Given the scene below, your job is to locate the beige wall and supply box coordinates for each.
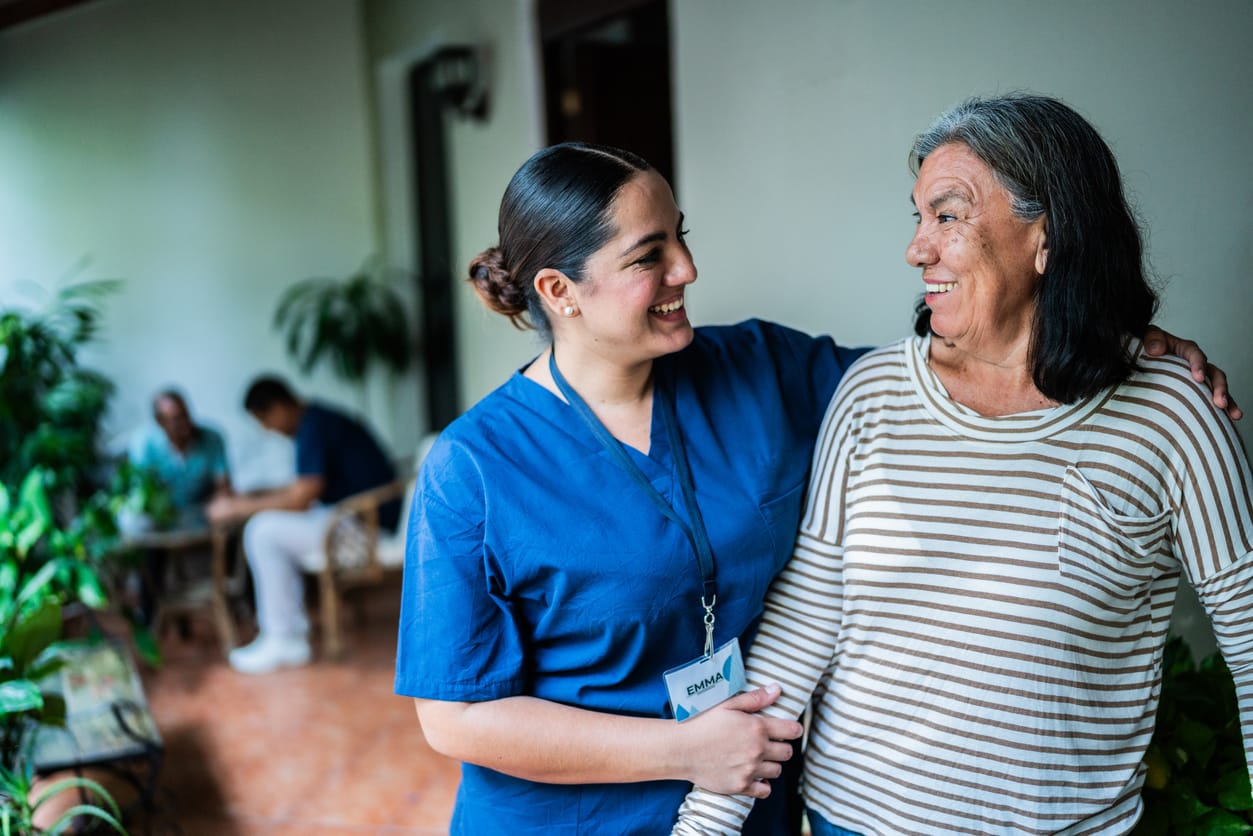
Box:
[0,0,413,485]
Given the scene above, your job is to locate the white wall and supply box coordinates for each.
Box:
[364,0,1250,656]
[0,0,417,486]
[671,0,1252,456]
[365,0,545,412]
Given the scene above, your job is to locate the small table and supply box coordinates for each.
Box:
[32,641,163,816]
[125,524,240,655]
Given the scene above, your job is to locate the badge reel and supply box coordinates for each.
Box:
[663,596,747,722]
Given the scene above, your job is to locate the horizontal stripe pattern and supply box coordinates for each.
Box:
[675,337,1253,835]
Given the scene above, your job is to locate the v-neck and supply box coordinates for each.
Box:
[508,365,674,480]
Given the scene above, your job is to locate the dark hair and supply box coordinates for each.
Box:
[152,388,188,418]
[243,375,299,414]
[909,93,1158,403]
[469,142,652,337]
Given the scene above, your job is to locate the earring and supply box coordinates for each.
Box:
[563,306,576,317]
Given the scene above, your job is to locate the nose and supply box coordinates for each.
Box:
[906,225,937,267]
[668,247,698,286]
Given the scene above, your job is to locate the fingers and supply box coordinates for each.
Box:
[1207,362,1229,405]
[742,779,774,800]
[720,683,782,713]
[761,716,803,742]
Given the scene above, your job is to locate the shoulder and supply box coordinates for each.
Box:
[127,424,160,460]
[1108,350,1243,450]
[197,425,227,448]
[689,319,821,359]
[421,383,525,483]
[835,337,913,394]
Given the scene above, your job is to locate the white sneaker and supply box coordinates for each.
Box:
[228,634,312,675]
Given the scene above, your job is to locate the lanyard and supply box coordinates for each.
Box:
[548,349,719,657]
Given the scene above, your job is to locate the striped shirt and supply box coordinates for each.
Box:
[674,335,1253,835]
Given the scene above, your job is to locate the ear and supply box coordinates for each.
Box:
[533,268,577,318]
[1033,215,1049,275]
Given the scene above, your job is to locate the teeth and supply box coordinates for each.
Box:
[925,281,957,294]
[650,298,684,314]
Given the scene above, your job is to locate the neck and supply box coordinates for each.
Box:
[928,333,1055,416]
[544,344,654,406]
[529,343,656,453]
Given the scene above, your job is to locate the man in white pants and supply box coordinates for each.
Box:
[207,376,398,674]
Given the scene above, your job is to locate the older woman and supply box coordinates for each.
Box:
[673,94,1253,835]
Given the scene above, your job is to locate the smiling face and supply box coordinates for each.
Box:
[906,142,1048,355]
[556,169,697,367]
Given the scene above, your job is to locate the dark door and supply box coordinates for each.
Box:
[540,0,675,186]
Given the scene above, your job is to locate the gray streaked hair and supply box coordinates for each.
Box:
[910,93,1050,222]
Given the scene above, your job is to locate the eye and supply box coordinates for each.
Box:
[938,213,957,224]
[911,211,921,225]
[634,248,661,266]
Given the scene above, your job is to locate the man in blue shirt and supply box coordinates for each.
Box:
[207,375,397,674]
[127,389,232,518]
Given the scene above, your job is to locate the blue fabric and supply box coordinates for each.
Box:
[127,423,229,509]
[807,809,863,836]
[295,402,399,530]
[395,320,866,835]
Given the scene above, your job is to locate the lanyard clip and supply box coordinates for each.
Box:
[701,594,717,659]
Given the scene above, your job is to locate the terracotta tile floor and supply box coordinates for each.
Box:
[131,581,460,834]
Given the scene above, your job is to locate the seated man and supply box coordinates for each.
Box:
[207,375,398,674]
[128,389,232,521]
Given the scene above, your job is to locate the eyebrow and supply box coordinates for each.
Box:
[618,213,686,258]
[929,189,970,211]
[619,231,666,258]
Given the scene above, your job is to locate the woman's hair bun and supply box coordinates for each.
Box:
[468,246,529,322]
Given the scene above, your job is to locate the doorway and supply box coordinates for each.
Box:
[540,0,675,186]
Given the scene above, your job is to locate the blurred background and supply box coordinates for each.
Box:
[0,0,1249,829]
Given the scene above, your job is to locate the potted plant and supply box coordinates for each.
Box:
[1136,636,1253,834]
[273,257,414,383]
[0,470,124,834]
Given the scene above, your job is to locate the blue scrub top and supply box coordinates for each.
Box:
[395,320,865,835]
[296,402,400,530]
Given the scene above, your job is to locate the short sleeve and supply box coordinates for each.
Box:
[294,411,327,478]
[394,436,527,701]
[206,429,230,480]
[743,319,871,434]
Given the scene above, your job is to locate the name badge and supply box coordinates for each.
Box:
[663,638,746,722]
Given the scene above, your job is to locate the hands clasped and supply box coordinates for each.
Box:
[678,683,802,799]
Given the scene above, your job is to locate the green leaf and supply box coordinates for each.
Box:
[0,482,10,522]
[13,558,63,613]
[1218,770,1253,811]
[5,598,62,670]
[74,563,109,609]
[1168,783,1213,828]
[31,774,120,819]
[1178,717,1218,769]
[44,804,126,835]
[38,692,66,726]
[1193,809,1253,835]
[131,621,162,668]
[0,679,43,713]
